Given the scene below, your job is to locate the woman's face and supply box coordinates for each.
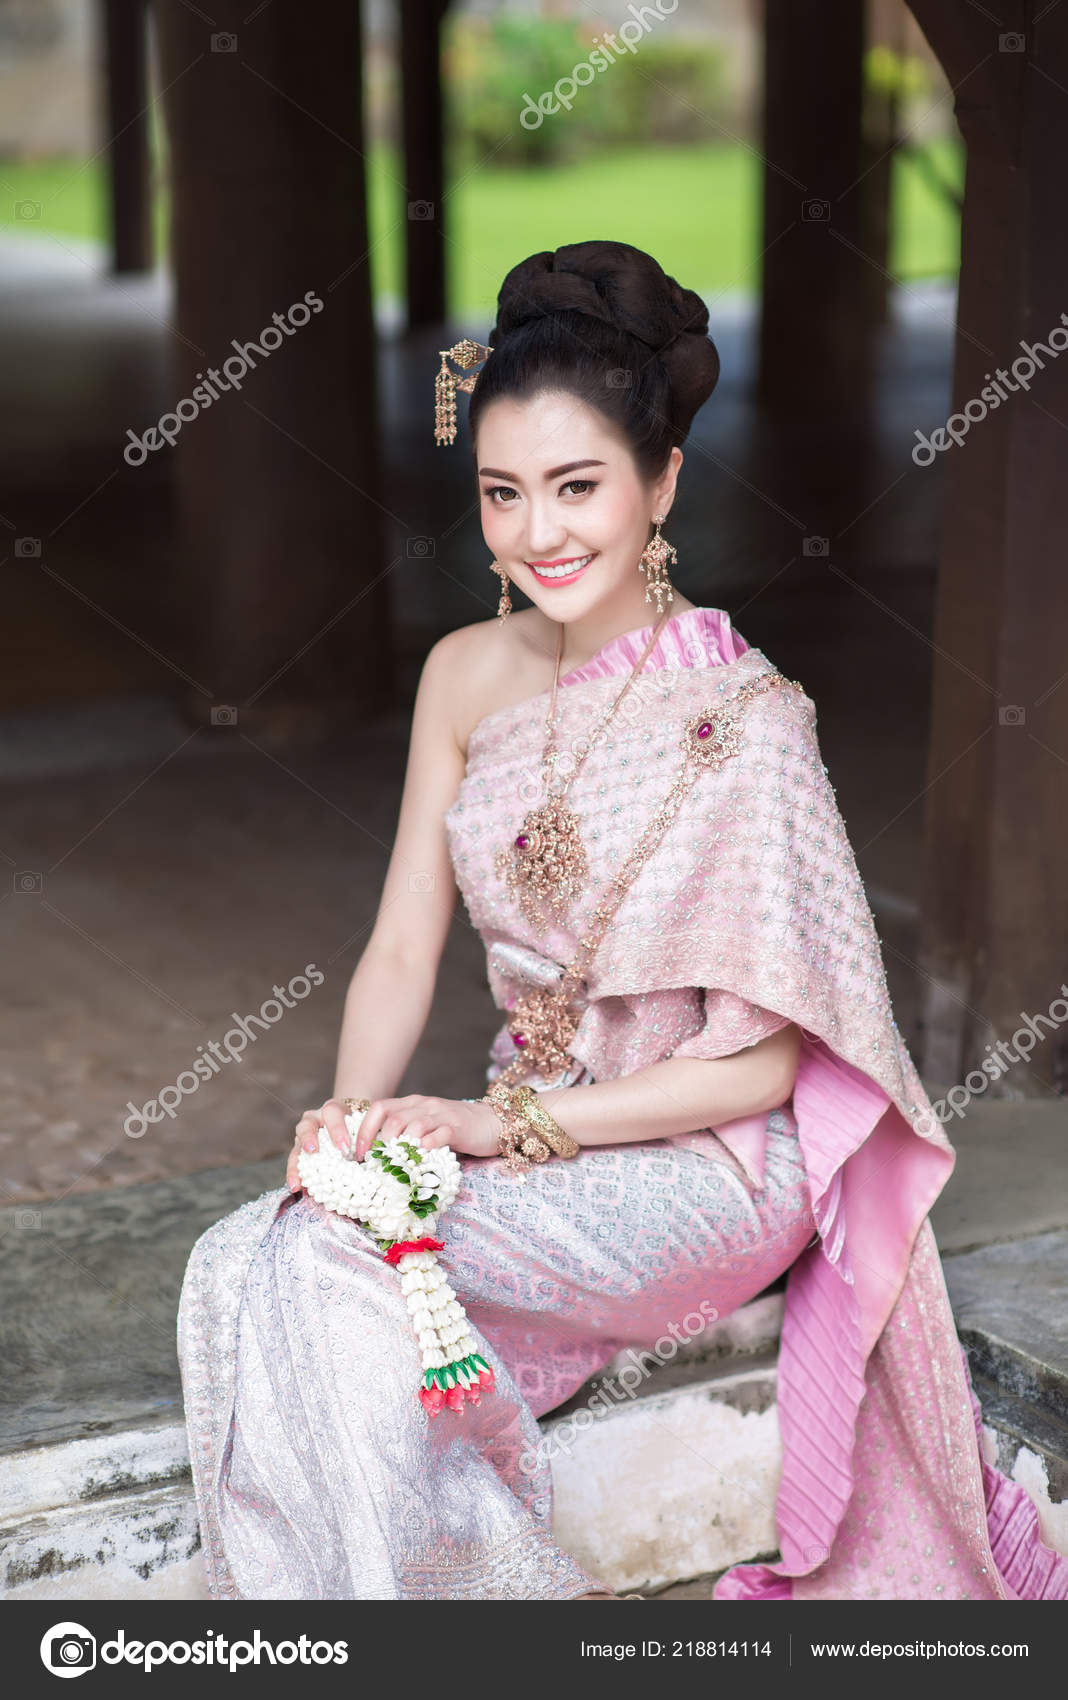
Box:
[475,390,679,621]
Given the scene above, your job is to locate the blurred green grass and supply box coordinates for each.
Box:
[0,138,961,314]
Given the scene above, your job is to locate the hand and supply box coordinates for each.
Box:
[285,1098,354,1192]
[351,1094,500,1162]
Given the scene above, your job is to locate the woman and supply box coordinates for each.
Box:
[178,241,1068,1601]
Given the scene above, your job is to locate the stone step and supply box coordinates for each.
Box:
[4,1479,201,1601]
[0,1290,787,1600]
[942,1226,1068,1558]
[0,1331,783,1600]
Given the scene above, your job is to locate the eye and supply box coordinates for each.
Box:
[483,478,599,506]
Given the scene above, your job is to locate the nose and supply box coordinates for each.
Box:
[523,498,569,561]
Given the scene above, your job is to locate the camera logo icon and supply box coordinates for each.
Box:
[40,1622,97,1678]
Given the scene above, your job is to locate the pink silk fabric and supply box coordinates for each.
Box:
[446,604,1068,1602]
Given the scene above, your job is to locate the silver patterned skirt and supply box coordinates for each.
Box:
[177,1109,813,1599]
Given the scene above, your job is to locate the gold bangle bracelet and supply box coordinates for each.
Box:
[509,1085,581,1158]
[484,1082,552,1174]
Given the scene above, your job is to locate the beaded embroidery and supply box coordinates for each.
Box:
[494,670,802,1087]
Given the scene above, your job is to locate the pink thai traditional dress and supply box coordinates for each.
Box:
[177,605,1068,1600]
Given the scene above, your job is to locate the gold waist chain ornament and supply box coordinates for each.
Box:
[492,672,804,1090]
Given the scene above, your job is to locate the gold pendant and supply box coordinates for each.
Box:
[494,798,589,929]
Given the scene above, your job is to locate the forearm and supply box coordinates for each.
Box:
[537,1023,800,1148]
[331,940,436,1100]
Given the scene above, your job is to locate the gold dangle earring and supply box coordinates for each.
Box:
[490,560,512,623]
[638,514,677,615]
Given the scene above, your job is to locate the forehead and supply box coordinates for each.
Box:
[475,390,629,468]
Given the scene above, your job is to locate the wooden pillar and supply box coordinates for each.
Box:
[759,0,872,415]
[908,1,1068,1094]
[400,0,449,331]
[153,0,391,736]
[100,0,152,273]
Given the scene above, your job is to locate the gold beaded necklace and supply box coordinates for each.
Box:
[493,608,672,931]
[493,668,805,1089]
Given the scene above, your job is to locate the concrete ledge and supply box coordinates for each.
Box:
[943,1226,1068,1554]
[4,1481,201,1599]
[0,1157,281,1453]
[0,1421,188,1525]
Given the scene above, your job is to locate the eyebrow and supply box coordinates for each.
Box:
[477,459,607,482]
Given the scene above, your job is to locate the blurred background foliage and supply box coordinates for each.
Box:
[0,7,962,316]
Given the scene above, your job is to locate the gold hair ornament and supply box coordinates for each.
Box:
[435,339,494,446]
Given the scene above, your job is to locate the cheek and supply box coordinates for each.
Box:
[589,489,637,540]
[481,501,515,539]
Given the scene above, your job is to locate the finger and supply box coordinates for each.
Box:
[354,1098,397,1156]
[320,1099,352,1156]
[409,1121,450,1151]
[377,1112,411,1144]
[295,1109,324,1154]
[355,1101,395,1161]
[357,1108,397,1162]
[413,1122,450,1152]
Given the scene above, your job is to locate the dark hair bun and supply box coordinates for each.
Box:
[491,240,720,434]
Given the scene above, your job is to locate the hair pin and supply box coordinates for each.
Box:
[434,338,493,445]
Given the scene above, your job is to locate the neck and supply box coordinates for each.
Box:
[551,584,695,675]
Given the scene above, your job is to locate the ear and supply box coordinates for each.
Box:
[654,446,684,519]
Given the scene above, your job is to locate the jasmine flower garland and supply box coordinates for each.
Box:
[297,1109,495,1416]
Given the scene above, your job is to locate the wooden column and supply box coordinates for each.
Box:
[908,1,1068,1093]
[100,0,152,273]
[759,0,873,415]
[400,0,450,331]
[153,0,391,735]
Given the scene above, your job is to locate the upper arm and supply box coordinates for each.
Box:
[672,992,801,1107]
[365,629,469,975]
[753,1019,802,1104]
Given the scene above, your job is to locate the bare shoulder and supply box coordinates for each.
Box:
[426,610,551,755]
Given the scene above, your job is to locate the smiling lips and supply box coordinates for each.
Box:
[526,552,596,585]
